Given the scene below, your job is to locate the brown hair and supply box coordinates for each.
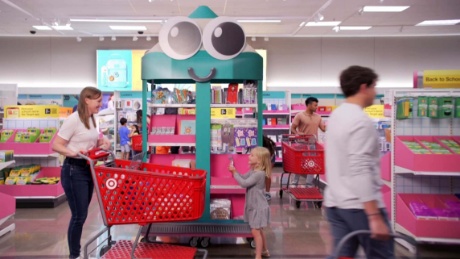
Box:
[339,65,378,98]
[252,146,272,178]
[78,86,101,129]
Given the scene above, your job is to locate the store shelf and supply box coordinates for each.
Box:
[263,110,290,115]
[149,104,196,108]
[395,223,460,244]
[382,179,391,188]
[291,110,332,116]
[14,153,59,158]
[275,157,282,163]
[210,177,245,194]
[276,142,282,147]
[263,125,290,130]
[0,160,15,171]
[395,166,460,176]
[148,135,196,146]
[211,104,257,108]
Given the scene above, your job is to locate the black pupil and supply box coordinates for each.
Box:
[168,22,201,56]
[211,22,245,56]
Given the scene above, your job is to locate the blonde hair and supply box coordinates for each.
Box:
[252,146,272,179]
[78,86,101,129]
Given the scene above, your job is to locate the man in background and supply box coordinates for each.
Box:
[325,65,392,258]
[290,96,326,187]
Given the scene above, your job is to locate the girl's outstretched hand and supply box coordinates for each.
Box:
[228,164,236,174]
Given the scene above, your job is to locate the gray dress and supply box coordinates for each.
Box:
[233,170,270,229]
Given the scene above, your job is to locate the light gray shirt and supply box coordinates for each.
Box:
[324,103,384,209]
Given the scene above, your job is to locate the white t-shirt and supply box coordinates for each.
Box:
[58,112,99,154]
[324,103,384,209]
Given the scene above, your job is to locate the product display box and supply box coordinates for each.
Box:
[395,136,460,172]
[397,194,460,239]
[0,129,57,155]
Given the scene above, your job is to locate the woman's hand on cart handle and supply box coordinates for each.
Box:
[368,215,391,240]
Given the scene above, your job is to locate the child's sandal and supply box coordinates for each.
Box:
[262,250,270,257]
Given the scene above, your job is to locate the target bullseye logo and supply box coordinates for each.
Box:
[106,178,117,190]
[307,160,315,168]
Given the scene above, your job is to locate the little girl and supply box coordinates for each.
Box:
[229,146,271,259]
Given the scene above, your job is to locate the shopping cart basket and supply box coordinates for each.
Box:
[333,230,419,259]
[80,148,208,259]
[131,135,143,152]
[279,134,324,208]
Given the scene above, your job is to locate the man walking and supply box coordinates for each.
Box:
[325,65,393,258]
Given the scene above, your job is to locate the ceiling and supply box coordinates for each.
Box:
[0,0,459,38]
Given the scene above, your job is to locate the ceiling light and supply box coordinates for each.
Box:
[339,26,372,30]
[333,26,340,32]
[146,36,151,41]
[70,18,163,23]
[264,37,269,42]
[305,21,341,27]
[416,19,460,26]
[362,6,410,12]
[111,36,116,41]
[52,25,74,30]
[133,36,138,41]
[110,25,147,31]
[251,36,256,41]
[76,37,82,42]
[99,36,104,41]
[299,22,306,27]
[237,20,281,23]
[33,25,52,30]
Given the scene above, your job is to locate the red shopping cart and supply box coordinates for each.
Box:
[80,149,208,259]
[131,134,143,152]
[279,134,324,208]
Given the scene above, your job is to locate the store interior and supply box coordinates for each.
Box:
[1,1,460,258]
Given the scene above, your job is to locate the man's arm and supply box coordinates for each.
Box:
[291,114,299,134]
[348,120,390,240]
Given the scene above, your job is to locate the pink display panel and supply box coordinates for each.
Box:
[0,192,15,219]
[0,130,56,155]
[149,154,196,166]
[380,152,391,181]
[0,167,64,197]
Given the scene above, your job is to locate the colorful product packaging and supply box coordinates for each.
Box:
[417,96,428,117]
[0,130,14,143]
[455,97,460,118]
[438,97,453,118]
[0,150,14,162]
[428,97,439,118]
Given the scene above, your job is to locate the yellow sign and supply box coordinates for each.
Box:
[210,108,236,119]
[423,70,460,88]
[364,105,385,118]
[4,105,60,119]
[59,107,73,118]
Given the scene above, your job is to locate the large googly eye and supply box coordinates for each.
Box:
[159,17,202,60]
[203,17,246,60]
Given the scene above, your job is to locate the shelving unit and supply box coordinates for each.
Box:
[391,89,460,247]
[139,39,263,244]
[0,117,65,208]
[0,84,18,131]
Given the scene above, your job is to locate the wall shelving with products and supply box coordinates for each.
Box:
[391,89,460,247]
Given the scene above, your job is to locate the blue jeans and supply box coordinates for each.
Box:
[326,207,394,259]
[61,158,94,258]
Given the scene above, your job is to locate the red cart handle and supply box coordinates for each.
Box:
[87,148,111,160]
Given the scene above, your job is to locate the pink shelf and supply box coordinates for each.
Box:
[0,130,56,155]
[0,167,64,198]
[0,192,15,219]
[210,177,245,194]
[380,152,391,181]
[148,135,196,144]
[276,142,282,147]
[396,194,460,239]
[263,125,290,130]
[395,136,460,172]
[263,110,290,115]
[149,154,196,166]
[382,185,391,219]
[275,157,282,163]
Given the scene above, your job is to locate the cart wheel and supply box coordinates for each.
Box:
[99,245,111,257]
[315,201,322,209]
[279,190,283,198]
[246,237,256,248]
[189,237,199,247]
[200,237,210,248]
[296,201,301,208]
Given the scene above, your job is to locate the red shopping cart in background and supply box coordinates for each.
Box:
[131,134,143,152]
[79,149,208,259]
[279,134,324,208]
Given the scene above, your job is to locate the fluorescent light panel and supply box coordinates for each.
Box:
[52,25,73,31]
[71,18,163,23]
[416,19,460,26]
[110,25,147,31]
[237,19,281,23]
[339,26,372,30]
[33,25,52,30]
[363,6,410,12]
[305,21,341,27]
